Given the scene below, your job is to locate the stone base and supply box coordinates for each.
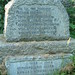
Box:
[5,54,72,75]
[0,34,75,64]
[0,34,75,74]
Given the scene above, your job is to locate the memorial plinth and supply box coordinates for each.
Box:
[5,54,72,75]
[0,34,75,56]
[0,34,74,74]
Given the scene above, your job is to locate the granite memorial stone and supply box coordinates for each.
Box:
[5,54,72,75]
[4,0,70,41]
[0,0,74,75]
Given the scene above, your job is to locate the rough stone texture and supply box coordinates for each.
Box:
[4,0,70,42]
[5,54,72,75]
[60,0,72,7]
[61,0,75,8]
[0,34,75,64]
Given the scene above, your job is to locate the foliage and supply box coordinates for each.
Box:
[66,0,75,38]
[58,55,75,75]
[0,0,10,33]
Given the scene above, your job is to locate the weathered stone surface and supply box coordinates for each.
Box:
[5,54,72,75]
[60,0,74,8]
[0,34,75,64]
[4,0,70,42]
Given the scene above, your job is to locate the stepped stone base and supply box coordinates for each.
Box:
[0,34,75,64]
[0,34,75,74]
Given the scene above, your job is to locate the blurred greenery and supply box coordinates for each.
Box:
[0,0,10,33]
[0,0,75,38]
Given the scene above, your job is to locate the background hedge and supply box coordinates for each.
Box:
[0,0,9,34]
[0,0,75,38]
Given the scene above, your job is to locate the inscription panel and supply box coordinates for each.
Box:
[11,6,59,37]
[5,55,72,75]
[16,61,56,75]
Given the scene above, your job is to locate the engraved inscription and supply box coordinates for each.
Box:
[16,61,56,75]
[14,6,59,36]
[9,6,60,38]
[5,55,71,75]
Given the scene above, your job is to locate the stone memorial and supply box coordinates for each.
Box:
[5,54,72,75]
[4,0,70,41]
[0,0,74,75]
